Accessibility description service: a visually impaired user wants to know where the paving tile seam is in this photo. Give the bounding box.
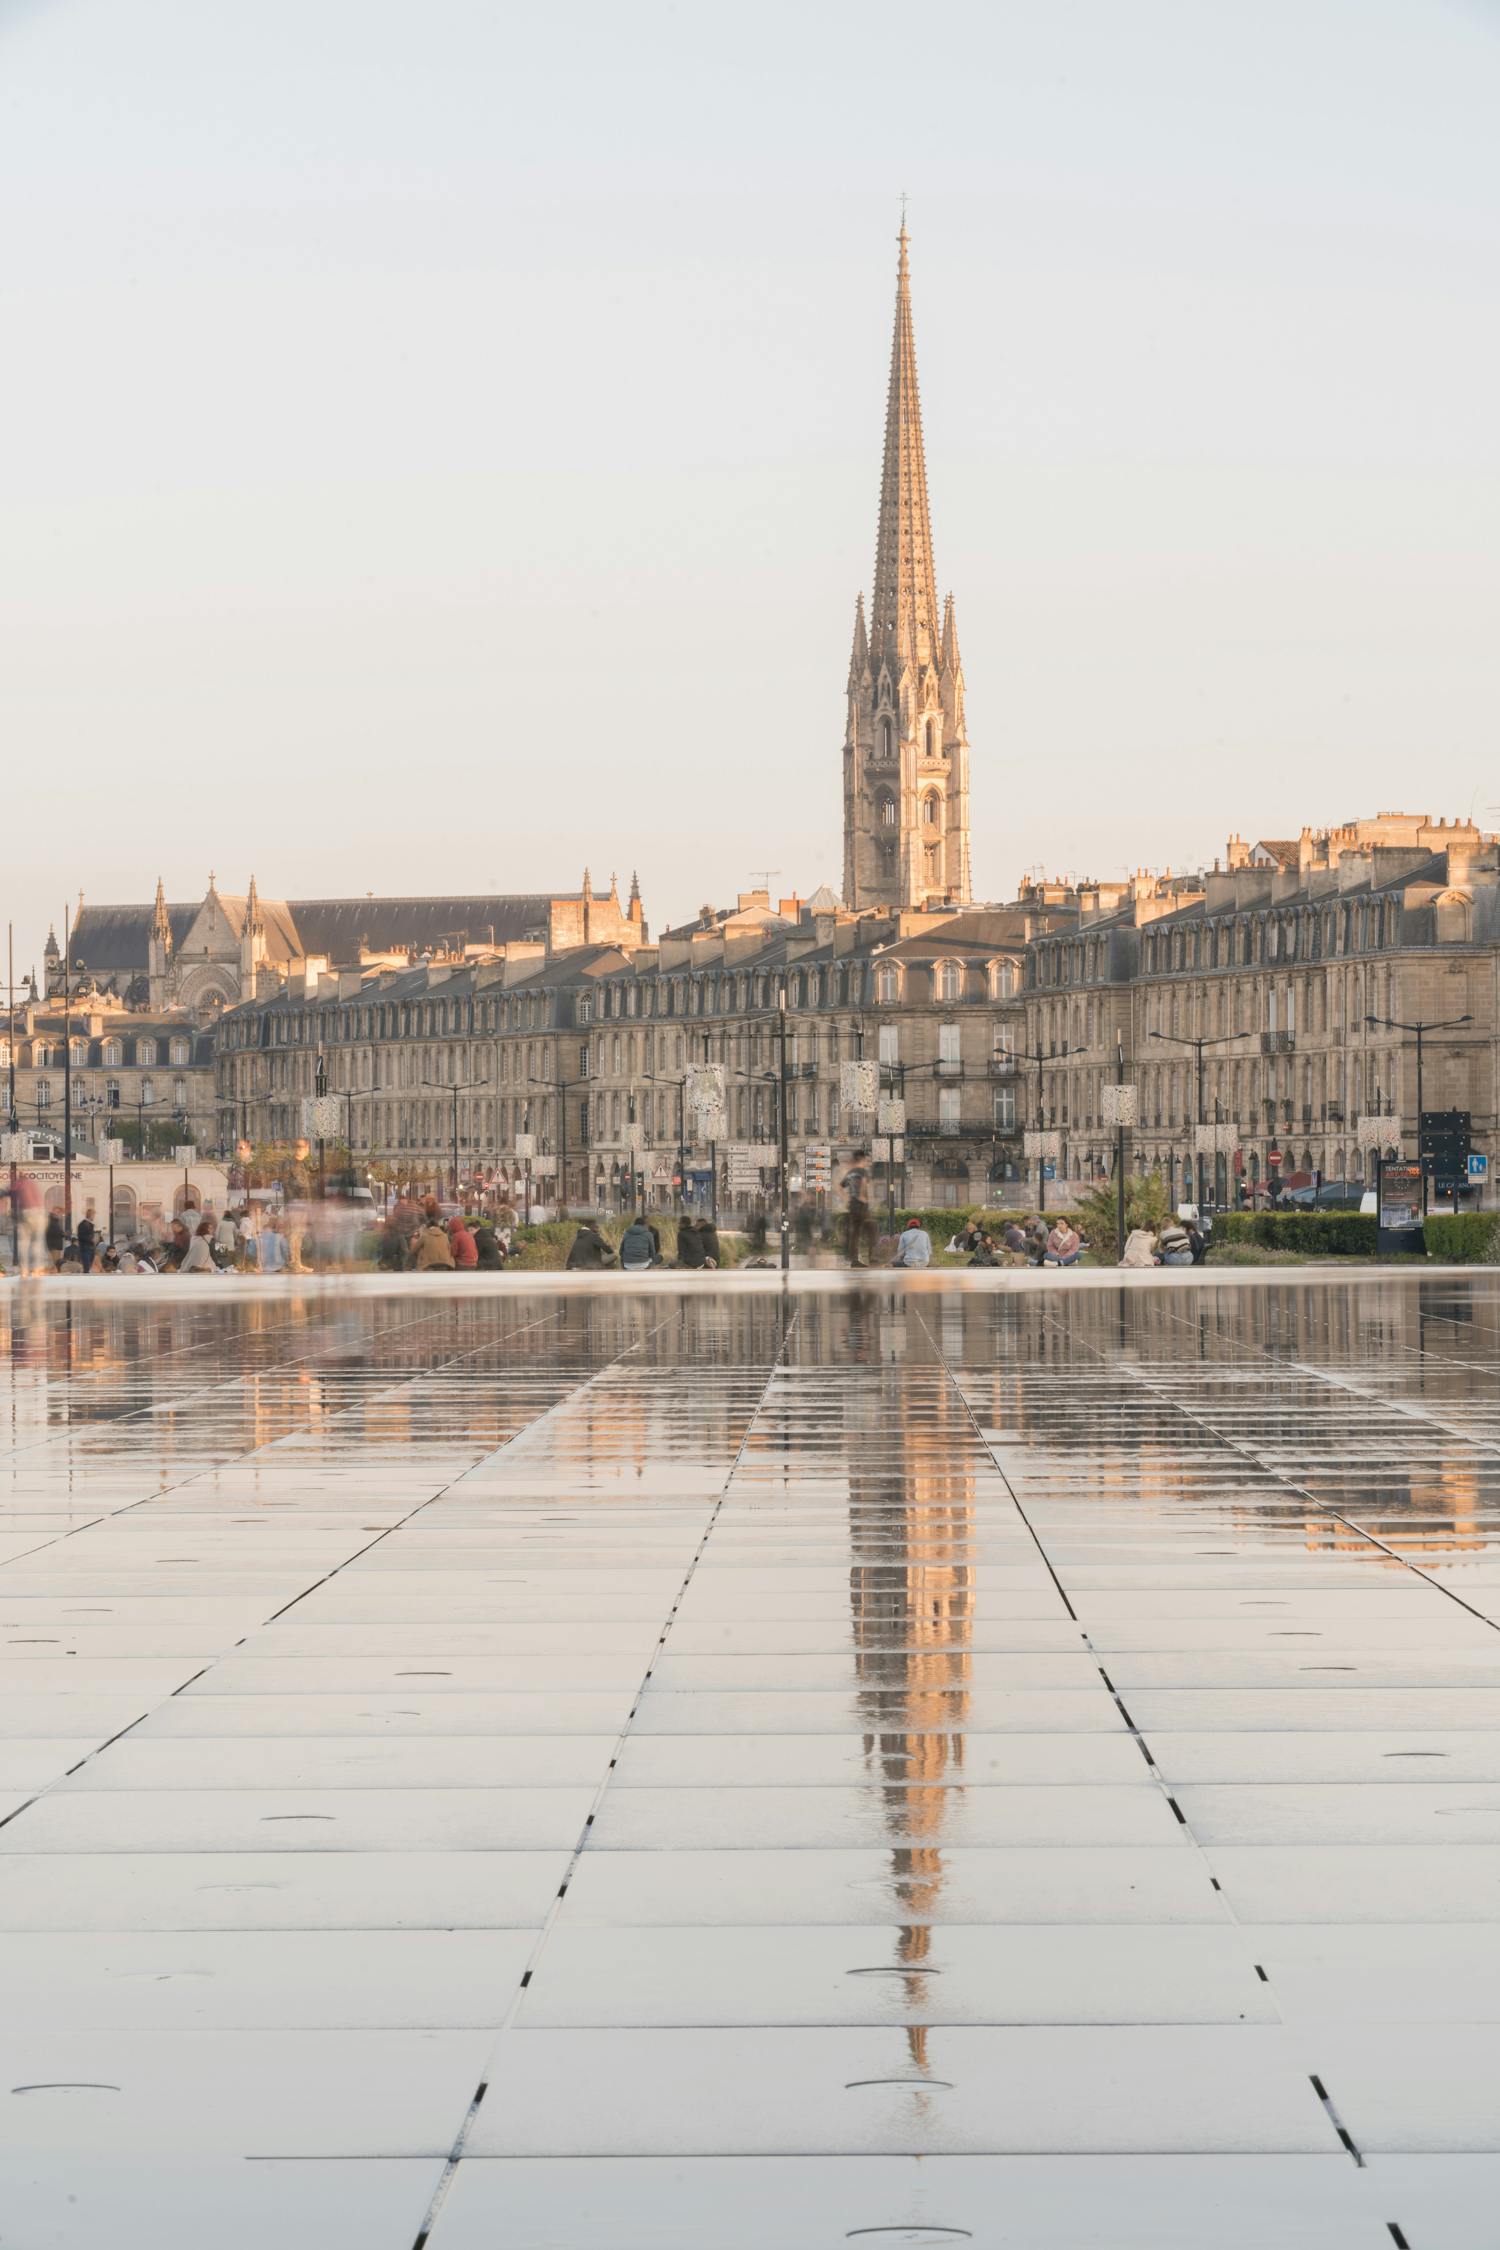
[914,1306,1320,2109]
[1017,1299,1497,2166]
[0,1307,592,1837]
[408,1301,800,2250]
[1138,1295,1500,1637]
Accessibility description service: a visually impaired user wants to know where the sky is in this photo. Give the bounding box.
[2,0,1498,974]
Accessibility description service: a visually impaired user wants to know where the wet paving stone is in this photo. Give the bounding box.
[4,1269,1500,2245]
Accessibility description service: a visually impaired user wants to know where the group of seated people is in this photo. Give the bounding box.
[565,1216,722,1272]
[1120,1217,1207,1267]
[944,1216,1086,1268]
[377,1198,510,1271]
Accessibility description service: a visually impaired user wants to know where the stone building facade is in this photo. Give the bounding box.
[215,887,1078,1211]
[1023,814,1499,1205]
[3,996,217,1154]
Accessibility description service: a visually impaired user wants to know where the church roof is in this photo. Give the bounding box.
[282,895,564,960]
[69,891,588,975]
[70,903,197,971]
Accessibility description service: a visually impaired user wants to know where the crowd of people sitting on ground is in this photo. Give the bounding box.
[564,1215,723,1272]
[5,1171,1212,1280]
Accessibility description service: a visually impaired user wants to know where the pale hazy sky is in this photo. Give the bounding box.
[3,0,1498,975]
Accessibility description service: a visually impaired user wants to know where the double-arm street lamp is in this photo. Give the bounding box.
[1149,1027,1251,1211]
[420,1078,486,1204]
[1364,1013,1473,1216]
[1018,1041,1088,1213]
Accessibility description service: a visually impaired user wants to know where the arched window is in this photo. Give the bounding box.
[924,717,940,759]
[169,1037,190,1066]
[103,1038,123,1067]
[878,714,894,758]
[937,960,963,1002]
[922,792,941,826]
[876,789,896,827]
[875,962,900,1003]
[70,1038,88,1067]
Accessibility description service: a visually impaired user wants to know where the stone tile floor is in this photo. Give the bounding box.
[2,1268,1500,2243]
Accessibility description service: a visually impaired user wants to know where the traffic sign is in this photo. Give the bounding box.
[1469,1152,1489,1180]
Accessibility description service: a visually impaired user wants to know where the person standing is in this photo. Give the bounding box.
[75,1207,99,1274]
[842,1151,873,1269]
[14,1177,47,1278]
[44,1208,66,1273]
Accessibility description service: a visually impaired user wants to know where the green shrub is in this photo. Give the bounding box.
[1212,1211,1377,1256]
[1424,1212,1500,1263]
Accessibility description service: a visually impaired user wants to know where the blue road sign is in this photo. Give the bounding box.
[1468,1152,1488,1180]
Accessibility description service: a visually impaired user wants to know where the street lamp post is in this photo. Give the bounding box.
[419,1081,463,1204]
[776,980,791,1272]
[61,906,74,1231]
[646,1074,689,1215]
[1020,1042,1086,1213]
[4,922,18,1269]
[1148,1027,1250,1212]
[1365,1013,1473,1217]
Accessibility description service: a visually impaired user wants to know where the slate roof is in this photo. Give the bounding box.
[70,893,580,974]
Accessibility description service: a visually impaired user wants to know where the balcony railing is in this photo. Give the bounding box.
[1261,1030,1296,1055]
[989,1055,1017,1075]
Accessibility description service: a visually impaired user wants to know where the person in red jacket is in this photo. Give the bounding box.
[448,1216,478,1269]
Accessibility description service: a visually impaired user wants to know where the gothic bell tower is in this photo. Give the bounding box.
[842,224,972,911]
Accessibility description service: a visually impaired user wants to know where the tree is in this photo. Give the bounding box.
[1074,1167,1169,1256]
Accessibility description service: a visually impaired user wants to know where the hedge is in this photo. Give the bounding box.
[1423,1213,1500,1263]
[1212,1211,1378,1256]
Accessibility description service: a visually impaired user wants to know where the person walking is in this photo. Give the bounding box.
[890,1217,933,1270]
[14,1177,47,1278]
[842,1152,873,1269]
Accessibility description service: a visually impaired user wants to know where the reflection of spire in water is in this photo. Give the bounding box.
[846,1374,976,2070]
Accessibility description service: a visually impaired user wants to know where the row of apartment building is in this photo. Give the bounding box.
[209,815,1500,1212]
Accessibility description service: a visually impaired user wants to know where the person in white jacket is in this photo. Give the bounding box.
[890,1219,933,1269]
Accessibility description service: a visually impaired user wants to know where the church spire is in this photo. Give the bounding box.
[869,219,940,677]
[842,220,972,913]
[151,877,172,952]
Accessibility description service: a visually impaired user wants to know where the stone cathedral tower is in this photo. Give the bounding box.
[842,225,972,911]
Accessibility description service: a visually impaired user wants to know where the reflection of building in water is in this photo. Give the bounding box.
[846,1382,977,2068]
